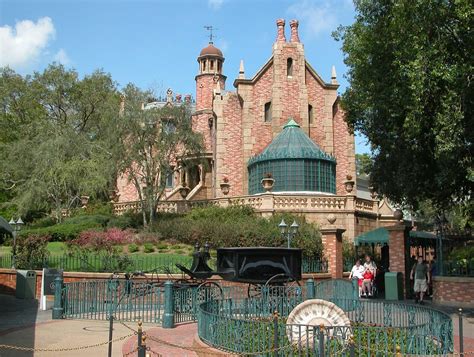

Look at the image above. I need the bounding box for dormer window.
[264,102,272,122]
[287,58,293,77]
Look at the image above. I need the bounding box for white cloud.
[208,0,224,10]
[53,49,70,65]
[0,17,56,69]
[287,0,338,37]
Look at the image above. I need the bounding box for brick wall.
[433,276,474,307]
[387,225,407,297]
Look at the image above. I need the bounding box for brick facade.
[387,225,407,296]
[321,228,344,279]
[432,276,474,307]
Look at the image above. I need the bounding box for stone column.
[321,227,345,279]
[387,224,407,297]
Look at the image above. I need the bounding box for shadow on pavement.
[0,293,50,357]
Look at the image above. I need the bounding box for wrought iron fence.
[198,297,454,356]
[0,253,329,274]
[441,259,474,277]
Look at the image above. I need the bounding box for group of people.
[349,254,432,304]
[349,255,377,298]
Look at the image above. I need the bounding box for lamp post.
[279,219,299,248]
[8,217,24,269]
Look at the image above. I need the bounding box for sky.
[0,0,370,153]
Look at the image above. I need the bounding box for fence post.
[318,324,325,356]
[107,314,114,357]
[352,278,359,299]
[52,276,64,319]
[137,321,146,357]
[273,311,279,357]
[459,308,464,356]
[306,279,315,299]
[162,281,175,328]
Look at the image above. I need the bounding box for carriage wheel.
[197,282,223,304]
[247,283,262,298]
[264,274,302,298]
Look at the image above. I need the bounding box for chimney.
[238,59,245,79]
[184,94,191,103]
[289,19,300,42]
[276,19,286,42]
[176,94,182,102]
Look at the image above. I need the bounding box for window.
[210,60,214,71]
[264,102,272,122]
[166,171,174,188]
[308,105,313,124]
[217,61,222,72]
[287,58,293,77]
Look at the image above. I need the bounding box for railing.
[441,260,474,277]
[0,254,328,274]
[113,194,381,216]
[198,297,454,356]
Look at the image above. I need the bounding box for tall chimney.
[276,19,286,42]
[289,19,300,42]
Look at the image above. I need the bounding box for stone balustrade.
[113,193,379,216]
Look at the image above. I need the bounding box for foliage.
[128,243,139,253]
[15,234,50,269]
[69,228,134,253]
[116,84,204,226]
[143,242,155,253]
[447,246,474,262]
[107,210,143,229]
[0,65,121,221]
[152,206,323,257]
[335,0,473,210]
[355,153,373,176]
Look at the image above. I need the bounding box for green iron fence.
[441,260,474,277]
[198,297,454,356]
[0,253,328,274]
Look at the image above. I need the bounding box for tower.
[195,42,226,111]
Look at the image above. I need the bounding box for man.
[410,256,430,304]
[348,259,365,297]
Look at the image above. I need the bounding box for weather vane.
[204,25,217,43]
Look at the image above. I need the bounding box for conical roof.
[248,119,335,166]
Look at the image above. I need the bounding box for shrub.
[143,243,154,253]
[128,243,139,253]
[16,234,50,270]
[174,249,185,254]
[68,228,134,254]
[155,242,168,250]
[108,211,143,229]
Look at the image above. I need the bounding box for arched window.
[287,58,293,77]
[308,105,313,124]
[264,102,272,122]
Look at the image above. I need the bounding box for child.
[361,268,374,297]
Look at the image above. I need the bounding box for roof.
[247,119,336,166]
[199,43,223,57]
[354,227,389,246]
[0,216,13,236]
[409,231,437,240]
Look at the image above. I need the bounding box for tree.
[335,0,473,210]
[117,85,203,226]
[0,65,120,221]
[355,153,373,176]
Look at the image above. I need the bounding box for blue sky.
[0,0,369,153]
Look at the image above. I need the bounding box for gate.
[63,280,164,323]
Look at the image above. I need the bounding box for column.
[386,224,407,297]
[321,228,345,279]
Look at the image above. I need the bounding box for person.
[349,259,365,297]
[364,255,377,277]
[361,268,374,297]
[410,256,430,304]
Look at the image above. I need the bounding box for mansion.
[115,19,397,240]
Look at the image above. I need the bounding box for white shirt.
[351,265,365,279]
[364,261,377,274]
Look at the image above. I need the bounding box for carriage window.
[264,102,272,122]
[287,58,293,77]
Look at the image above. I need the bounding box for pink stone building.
[115,19,396,240]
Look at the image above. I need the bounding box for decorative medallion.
[286,299,351,346]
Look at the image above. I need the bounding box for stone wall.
[433,276,474,307]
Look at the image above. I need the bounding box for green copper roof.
[248,119,336,166]
[354,227,389,246]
